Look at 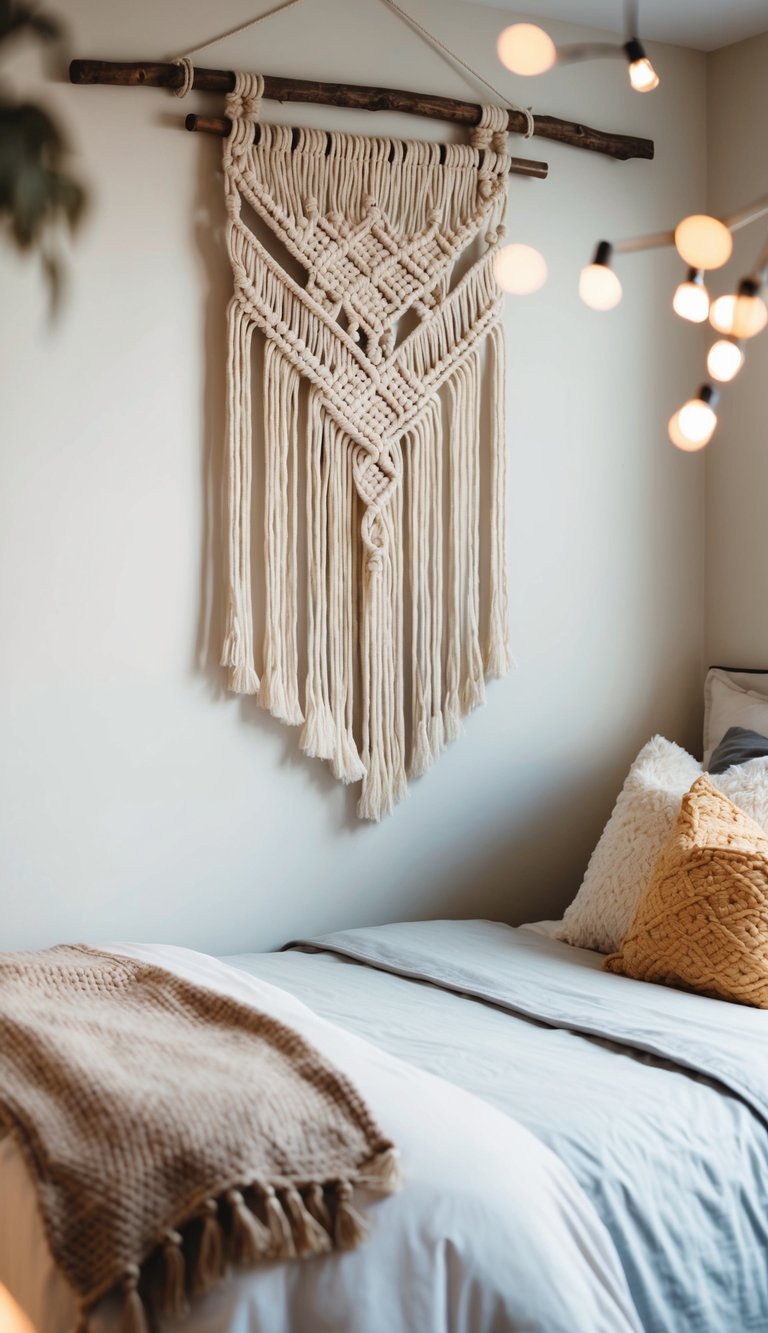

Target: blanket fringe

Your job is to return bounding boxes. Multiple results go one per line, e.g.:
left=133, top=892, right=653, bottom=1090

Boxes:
left=91, top=1168, right=399, bottom=1326
left=227, top=1188, right=273, bottom=1264
left=161, top=1229, right=188, bottom=1318
left=264, top=1185, right=297, bottom=1259
left=356, top=1143, right=402, bottom=1192
left=304, top=1180, right=334, bottom=1233
left=283, top=1185, right=333, bottom=1257
left=334, top=1181, right=369, bottom=1251
left=191, top=1199, right=227, bottom=1296
left=121, top=1267, right=149, bottom=1333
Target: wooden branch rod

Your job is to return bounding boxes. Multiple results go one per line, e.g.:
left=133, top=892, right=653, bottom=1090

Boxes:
left=184, top=113, right=549, bottom=179
left=69, top=60, right=654, bottom=163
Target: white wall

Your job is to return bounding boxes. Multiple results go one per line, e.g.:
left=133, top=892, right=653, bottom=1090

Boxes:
left=705, top=34, right=768, bottom=666
left=0, top=2, right=707, bottom=952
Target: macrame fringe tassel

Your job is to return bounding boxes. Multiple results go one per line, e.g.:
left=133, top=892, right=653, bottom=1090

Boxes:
left=221, top=298, right=260, bottom=694
left=461, top=353, right=486, bottom=715
left=485, top=323, right=512, bottom=678
left=445, top=355, right=486, bottom=733
left=444, top=371, right=464, bottom=743
left=300, top=389, right=337, bottom=762
left=408, top=415, right=433, bottom=779
left=408, top=400, right=445, bottom=779
left=427, top=400, right=445, bottom=767
left=260, top=342, right=304, bottom=725
left=357, top=492, right=406, bottom=821
left=220, top=306, right=509, bottom=817
left=328, top=425, right=366, bottom=784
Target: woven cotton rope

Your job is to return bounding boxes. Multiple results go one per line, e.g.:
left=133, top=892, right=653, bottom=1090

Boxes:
left=221, top=72, right=512, bottom=820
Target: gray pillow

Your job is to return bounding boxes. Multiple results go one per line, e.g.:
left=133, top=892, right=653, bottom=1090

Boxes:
left=707, top=725, right=768, bottom=775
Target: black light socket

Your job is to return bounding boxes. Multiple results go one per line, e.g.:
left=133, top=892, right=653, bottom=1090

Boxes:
left=593, top=240, right=613, bottom=267
left=685, top=266, right=705, bottom=285
left=737, top=276, right=761, bottom=298
left=624, top=37, right=648, bottom=64
left=697, top=384, right=720, bottom=410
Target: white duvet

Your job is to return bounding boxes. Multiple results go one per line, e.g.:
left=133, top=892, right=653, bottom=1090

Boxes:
left=0, top=942, right=641, bottom=1333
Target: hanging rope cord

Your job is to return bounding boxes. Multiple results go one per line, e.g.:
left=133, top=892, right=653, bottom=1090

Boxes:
left=172, top=0, right=535, bottom=137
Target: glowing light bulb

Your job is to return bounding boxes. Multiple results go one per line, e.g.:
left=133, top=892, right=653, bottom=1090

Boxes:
left=710, top=280, right=767, bottom=339
left=709, top=295, right=736, bottom=334
left=579, top=241, right=622, bottom=311
left=628, top=58, right=659, bottom=91
left=579, top=264, right=622, bottom=310
left=674, top=215, right=732, bottom=271
left=497, top=24, right=556, bottom=76
left=672, top=268, right=709, bottom=323
left=668, top=387, right=719, bottom=451
left=624, top=38, right=660, bottom=93
left=624, top=39, right=660, bottom=92
left=493, top=243, right=548, bottom=294
left=707, top=339, right=745, bottom=383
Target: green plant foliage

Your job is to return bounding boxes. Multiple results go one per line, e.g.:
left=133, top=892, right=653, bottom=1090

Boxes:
left=0, top=1, right=87, bottom=310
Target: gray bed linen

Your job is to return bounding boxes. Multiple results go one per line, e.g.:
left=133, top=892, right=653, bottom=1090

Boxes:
left=224, top=920, right=768, bottom=1333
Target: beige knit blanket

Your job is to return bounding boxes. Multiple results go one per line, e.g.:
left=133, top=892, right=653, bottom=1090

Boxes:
left=0, top=946, right=400, bottom=1331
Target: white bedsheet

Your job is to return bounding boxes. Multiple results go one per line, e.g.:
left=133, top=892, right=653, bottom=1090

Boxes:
left=0, top=941, right=640, bottom=1333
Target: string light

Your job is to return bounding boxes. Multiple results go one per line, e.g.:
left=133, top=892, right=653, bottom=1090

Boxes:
left=672, top=268, right=709, bottom=323
left=579, top=241, right=623, bottom=310
left=707, top=339, right=745, bottom=383
left=493, top=242, right=548, bottom=294
left=668, top=386, right=719, bottom=451
left=495, top=5, right=660, bottom=93
left=491, top=7, right=766, bottom=442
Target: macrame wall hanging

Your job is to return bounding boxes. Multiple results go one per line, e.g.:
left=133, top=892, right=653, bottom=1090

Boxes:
left=69, top=2, right=652, bottom=821
left=220, top=73, right=512, bottom=820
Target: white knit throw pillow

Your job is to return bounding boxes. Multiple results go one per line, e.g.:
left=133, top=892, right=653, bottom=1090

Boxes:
left=556, top=736, right=768, bottom=954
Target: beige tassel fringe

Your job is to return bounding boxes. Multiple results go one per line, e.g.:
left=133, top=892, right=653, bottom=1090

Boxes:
left=121, top=1267, right=149, bottom=1333
left=282, top=1185, right=333, bottom=1257
left=333, top=1181, right=369, bottom=1251
left=230, top=1189, right=273, bottom=1265
left=191, top=1198, right=227, bottom=1296
left=161, top=1229, right=188, bottom=1318
left=88, top=1161, right=399, bottom=1329
left=264, top=1186, right=297, bottom=1259
left=304, top=1181, right=334, bottom=1233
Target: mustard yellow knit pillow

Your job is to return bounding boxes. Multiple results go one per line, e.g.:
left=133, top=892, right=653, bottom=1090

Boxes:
left=604, top=775, right=768, bottom=1007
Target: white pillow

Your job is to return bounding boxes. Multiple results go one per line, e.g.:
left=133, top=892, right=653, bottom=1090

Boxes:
left=703, top=669, right=768, bottom=766
left=556, top=735, right=768, bottom=954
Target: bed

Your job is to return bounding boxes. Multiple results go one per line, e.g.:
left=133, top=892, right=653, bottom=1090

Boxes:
left=1, top=919, right=766, bottom=1333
